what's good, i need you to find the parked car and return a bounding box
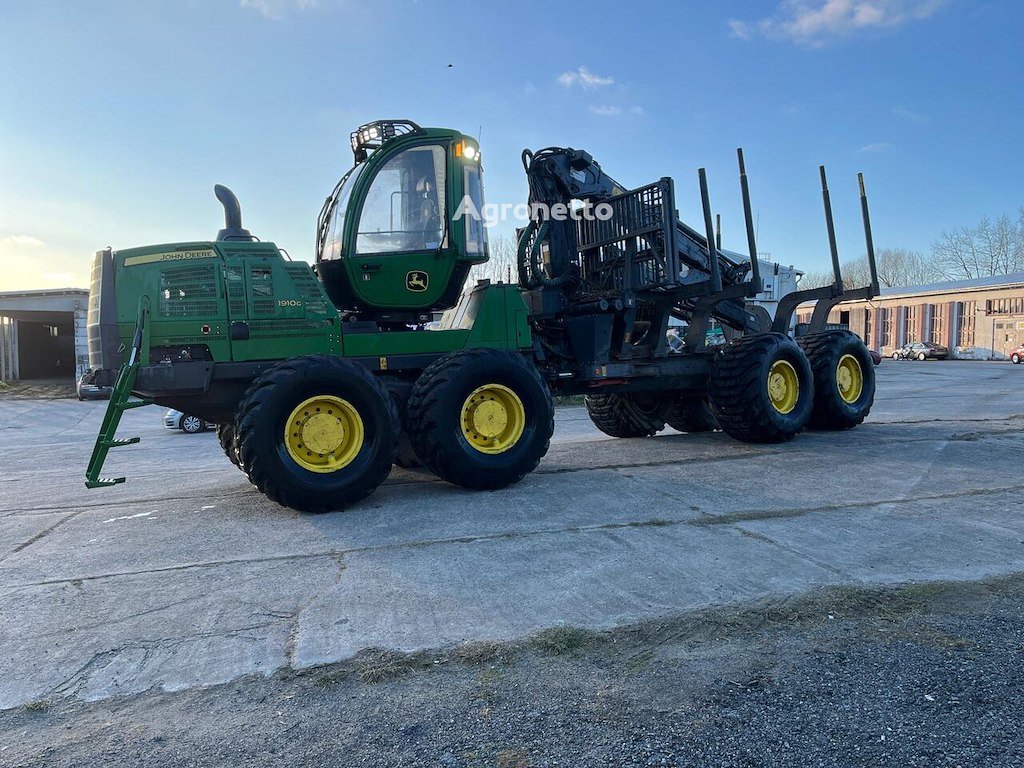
[1010,345,1024,364]
[76,369,112,400]
[164,409,210,434]
[868,349,882,366]
[892,341,949,361]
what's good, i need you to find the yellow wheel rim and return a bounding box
[836,354,864,404]
[461,383,526,454]
[767,359,799,415]
[284,395,364,473]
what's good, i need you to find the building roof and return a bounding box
[0,289,90,322]
[877,272,1024,300]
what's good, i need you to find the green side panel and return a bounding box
[339,284,532,358]
[464,284,532,349]
[111,240,340,363]
[342,328,471,357]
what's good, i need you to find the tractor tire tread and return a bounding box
[235,355,398,512]
[584,394,666,438]
[405,348,553,490]
[710,332,811,443]
[799,330,876,430]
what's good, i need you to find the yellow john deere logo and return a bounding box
[406,271,429,292]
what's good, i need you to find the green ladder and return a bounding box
[85,299,153,488]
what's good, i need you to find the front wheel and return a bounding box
[709,333,813,443]
[405,348,553,490]
[917,352,927,362]
[1012,354,1021,365]
[799,330,875,430]
[235,355,398,512]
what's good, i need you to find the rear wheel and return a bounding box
[405,348,553,490]
[181,415,206,434]
[799,330,875,430]
[1012,353,1021,365]
[216,423,242,469]
[709,332,813,443]
[665,396,717,433]
[917,352,926,361]
[235,355,398,512]
[584,393,667,437]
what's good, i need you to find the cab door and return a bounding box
[345,142,455,310]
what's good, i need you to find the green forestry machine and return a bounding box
[85,119,880,512]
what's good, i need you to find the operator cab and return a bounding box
[315,120,489,326]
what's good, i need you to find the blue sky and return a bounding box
[1,0,1021,290]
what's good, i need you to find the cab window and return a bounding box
[357,145,447,254]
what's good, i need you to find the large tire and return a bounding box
[216,423,242,469]
[799,330,876,430]
[665,396,717,433]
[709,332,813,443]
[584,393,667,438]
[405,348,553,490]
[235,355,398,513]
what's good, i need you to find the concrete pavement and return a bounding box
[1,360,1023,709]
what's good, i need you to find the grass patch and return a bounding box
[453,640,505,665]
[355,649,426,684]
[496,749,532,768]
[530,625,594,656]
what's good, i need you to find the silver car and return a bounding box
[164,409,209,434]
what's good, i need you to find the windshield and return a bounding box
[318,162,367,261]
[356,145,447,254]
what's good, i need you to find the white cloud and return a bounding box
[728,1,948,45]
[858,142,895,152]
[0,235,46,249]
[558,66,614,89]
[588,105,645,118]
[240,0,318,20]
[893,105,927,122]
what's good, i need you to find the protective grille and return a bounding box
[249,319,327,337]
[159,265,219,317]
[225,266,247,318]
[284,263,329,315]
[575,179,680,293]
[250,266,275,315]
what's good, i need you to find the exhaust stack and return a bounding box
[214,184,254,241]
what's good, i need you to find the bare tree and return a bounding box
[874,248,940,287]
[797,248,939,290]
[932,212,1024,280]
[469,234,518,285]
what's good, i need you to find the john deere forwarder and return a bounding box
[85,119,880,512]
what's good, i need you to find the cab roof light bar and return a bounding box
[350,119,422,162]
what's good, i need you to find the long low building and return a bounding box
[797,272,1024,360]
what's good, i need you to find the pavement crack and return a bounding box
[285,552,347,668]
[2,511,84,562]
[735,528,849,577]
[2,484,1017,593]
